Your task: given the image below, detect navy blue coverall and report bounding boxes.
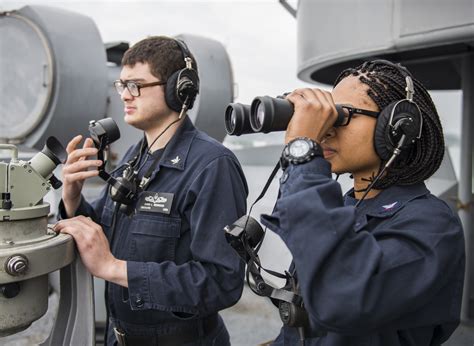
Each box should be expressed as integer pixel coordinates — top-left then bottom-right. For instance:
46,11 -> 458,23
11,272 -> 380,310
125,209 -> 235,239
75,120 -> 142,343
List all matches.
261,157 -> 465,346
61,117 -> 248,345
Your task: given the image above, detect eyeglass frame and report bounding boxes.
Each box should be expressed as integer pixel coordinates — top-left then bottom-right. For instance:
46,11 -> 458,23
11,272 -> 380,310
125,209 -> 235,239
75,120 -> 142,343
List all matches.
114,79 -> 167,97
338,104 -> 380,126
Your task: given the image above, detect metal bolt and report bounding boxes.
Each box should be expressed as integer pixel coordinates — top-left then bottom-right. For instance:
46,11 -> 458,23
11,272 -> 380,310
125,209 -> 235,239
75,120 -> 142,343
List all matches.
5,255 -> 29,276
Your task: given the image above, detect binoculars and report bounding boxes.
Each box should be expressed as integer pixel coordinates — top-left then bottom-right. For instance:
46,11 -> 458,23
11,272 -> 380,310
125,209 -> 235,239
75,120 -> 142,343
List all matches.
225,95 -> 346,136
89,118 -> 121,150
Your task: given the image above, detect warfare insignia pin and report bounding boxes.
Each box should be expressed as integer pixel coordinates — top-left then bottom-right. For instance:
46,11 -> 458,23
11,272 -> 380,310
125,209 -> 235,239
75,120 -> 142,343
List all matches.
171,156 -> 180,165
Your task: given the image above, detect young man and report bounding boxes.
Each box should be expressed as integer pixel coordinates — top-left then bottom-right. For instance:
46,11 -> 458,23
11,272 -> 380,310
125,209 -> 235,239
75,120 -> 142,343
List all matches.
55,36 -> 248,345
261,60 -> 464,345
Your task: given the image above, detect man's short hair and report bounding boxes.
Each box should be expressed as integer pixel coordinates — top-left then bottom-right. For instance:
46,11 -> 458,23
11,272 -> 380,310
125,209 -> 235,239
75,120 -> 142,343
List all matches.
122,36 -> 198,81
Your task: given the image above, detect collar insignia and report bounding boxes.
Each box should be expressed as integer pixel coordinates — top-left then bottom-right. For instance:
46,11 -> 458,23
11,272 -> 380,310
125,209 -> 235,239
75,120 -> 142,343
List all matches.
171,156 -> 180,165
382,202 -> 398,211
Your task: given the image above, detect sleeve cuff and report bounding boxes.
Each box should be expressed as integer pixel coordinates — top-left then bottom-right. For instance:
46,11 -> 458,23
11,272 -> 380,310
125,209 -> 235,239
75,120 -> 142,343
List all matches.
127,261 -> 151,310
58,195 -> 91,220
57,199 -> 69,220
284,156 -> 331,176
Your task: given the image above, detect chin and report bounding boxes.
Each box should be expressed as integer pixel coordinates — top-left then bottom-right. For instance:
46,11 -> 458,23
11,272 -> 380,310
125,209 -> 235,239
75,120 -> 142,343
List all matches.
331,164 -> 348,175
124,115 -> 145,130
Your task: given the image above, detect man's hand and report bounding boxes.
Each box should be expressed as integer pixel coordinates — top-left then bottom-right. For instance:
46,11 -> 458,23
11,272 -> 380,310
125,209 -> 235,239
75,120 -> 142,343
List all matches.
62,136 -> 102,217
285,88 -> 339,144
54,216 -> 128,287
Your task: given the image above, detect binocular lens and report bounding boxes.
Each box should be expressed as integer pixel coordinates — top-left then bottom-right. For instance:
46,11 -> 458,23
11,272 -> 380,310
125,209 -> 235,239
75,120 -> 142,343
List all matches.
255,102 -> 265,131
250,96 -> 294,133
225,96 -> 347,136
225,103 -> 253,136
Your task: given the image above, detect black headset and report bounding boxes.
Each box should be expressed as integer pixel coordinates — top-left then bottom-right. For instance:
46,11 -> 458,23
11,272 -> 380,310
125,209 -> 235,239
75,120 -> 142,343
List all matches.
164,39 -> 200,113
369,60 -> 423,162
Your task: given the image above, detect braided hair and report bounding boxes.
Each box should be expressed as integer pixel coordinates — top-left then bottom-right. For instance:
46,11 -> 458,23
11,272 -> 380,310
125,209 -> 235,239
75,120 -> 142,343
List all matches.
334,60 -> 445,189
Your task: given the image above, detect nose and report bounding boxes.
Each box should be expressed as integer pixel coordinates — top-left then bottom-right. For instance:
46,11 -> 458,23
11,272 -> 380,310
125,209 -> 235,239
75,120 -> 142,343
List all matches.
120,87 -> 134,102
323,127 -> 336,141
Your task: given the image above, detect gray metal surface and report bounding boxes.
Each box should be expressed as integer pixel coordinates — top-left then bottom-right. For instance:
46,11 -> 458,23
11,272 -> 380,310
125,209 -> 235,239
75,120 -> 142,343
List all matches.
460,55 -> 473,322
41,258 -> 95,346
0,216 -> 75,337
0,141 -> 80,339
0,217 -> 48,244
0,275 -> 48,337
0,11 -> 53,140
296,0 -> 474,89
0,232 -> 75,284
9,161 -> 51,208
0,5 -> 108,149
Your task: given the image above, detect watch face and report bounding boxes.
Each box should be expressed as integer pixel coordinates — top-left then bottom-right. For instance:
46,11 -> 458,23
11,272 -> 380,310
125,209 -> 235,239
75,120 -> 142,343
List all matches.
289,139 -> 311,158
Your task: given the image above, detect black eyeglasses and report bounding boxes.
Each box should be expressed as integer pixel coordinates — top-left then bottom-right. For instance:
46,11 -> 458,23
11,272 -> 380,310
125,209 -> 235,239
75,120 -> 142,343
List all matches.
338,105 -> 380,126
114,79 -> 167,97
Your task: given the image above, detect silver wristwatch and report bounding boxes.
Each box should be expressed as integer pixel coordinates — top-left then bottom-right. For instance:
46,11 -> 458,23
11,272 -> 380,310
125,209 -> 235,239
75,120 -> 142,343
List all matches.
281,137 -> 322,168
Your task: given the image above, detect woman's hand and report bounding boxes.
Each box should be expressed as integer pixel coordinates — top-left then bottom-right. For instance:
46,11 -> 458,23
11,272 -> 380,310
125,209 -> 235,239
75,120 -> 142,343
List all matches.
285,88 -> 338,144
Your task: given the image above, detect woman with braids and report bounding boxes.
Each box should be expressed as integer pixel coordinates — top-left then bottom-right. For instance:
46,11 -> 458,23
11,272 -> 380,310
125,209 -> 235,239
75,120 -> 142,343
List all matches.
261,59 -> 465,345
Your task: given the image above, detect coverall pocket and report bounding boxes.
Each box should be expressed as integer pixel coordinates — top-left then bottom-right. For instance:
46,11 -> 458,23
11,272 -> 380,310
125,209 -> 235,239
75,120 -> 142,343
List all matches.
128,214 -> 181,262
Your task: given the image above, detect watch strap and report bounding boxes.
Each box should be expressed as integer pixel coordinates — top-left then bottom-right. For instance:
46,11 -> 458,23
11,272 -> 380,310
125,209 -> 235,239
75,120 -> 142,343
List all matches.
281,137 -> 323,169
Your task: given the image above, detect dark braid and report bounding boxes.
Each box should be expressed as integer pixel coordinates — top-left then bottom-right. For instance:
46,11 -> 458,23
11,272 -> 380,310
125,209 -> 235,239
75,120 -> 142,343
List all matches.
334,60 -> 445,189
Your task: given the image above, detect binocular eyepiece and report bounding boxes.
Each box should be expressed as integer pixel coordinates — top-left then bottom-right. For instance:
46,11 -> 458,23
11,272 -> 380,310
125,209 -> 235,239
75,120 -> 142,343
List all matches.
225,95 -> 347,136
29,136 -> 67,188
89,118 -> 121,150
224,215 -> 264,262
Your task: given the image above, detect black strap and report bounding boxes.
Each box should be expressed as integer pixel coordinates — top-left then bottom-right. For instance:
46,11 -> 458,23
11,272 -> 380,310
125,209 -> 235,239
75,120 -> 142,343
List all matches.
239,159 -> 305,308
138,149 -> 164,191
248,161 -> 281,216
135,116 -> 182,191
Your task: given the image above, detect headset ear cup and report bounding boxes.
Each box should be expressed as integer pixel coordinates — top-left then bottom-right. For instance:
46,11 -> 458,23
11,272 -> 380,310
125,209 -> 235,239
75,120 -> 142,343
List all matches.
176,69 -> 199,110
374,102 -> 397,161
390,100 -> 422,147
374,100 -> 422,161
165,71 -> 182,112
165,69 -> 200,113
